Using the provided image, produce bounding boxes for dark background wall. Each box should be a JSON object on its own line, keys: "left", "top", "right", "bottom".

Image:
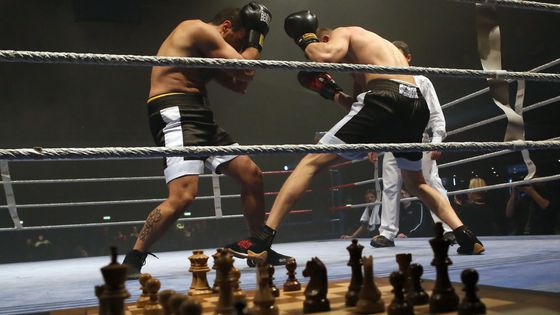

{"left": 0, "top": 0, "right": 559, "bottom": 260}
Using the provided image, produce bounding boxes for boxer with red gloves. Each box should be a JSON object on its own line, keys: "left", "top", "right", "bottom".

{"left": 297, "top": 71, "right": 343, "bottom": 100}
{"left": 284, "top": 10, "right": 319, "bottom": 50}
{"left": 228, "top": 10, "right": 485, "bottom": 259}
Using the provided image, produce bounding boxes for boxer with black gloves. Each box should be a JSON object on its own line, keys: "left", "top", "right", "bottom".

{"left": 284, "top": 10, "right": 319, "bottom": 50}
{"left": 240, "top": 1, "right": 272, "bottom": 51}
{"left": 228, "top": 11, "right": 485, "bottom": 258}
{"left": 123, "top": 2, "right": 292, "bottom": 278}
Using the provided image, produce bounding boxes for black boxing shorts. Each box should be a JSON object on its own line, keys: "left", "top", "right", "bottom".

{"left": 147, "top": 92, "right": 237, "bottom": 182}
{"left": 318, "top": 79, "right": 430, "bottom": 170}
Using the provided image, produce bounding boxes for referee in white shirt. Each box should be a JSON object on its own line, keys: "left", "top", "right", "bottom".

{"left": 370, "top": 40, "right": 456, "bottom": 248}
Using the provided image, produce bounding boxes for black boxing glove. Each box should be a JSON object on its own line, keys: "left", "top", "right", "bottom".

{"left": 298, "top": 71, "right": 343, "bottom": 100}
{"left": 240, "top": 2, "right": 272, "bottom": 51}
{"left": 284, "top": 10, "right": 319, "bottom": 50}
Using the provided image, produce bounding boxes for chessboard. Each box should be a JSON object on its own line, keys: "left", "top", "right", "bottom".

{"left": 51, "top": 277, "right": 560, "bottom": 315}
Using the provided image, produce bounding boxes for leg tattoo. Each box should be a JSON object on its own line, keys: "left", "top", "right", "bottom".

{"left": 139, "top": 208, "right": 162, "bottom": 241}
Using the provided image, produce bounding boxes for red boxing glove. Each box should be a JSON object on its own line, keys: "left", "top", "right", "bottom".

{"left": 297, "top": 71, "right": 343, "bottom": 100}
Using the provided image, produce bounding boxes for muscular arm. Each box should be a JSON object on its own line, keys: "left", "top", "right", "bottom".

{"left": 332, "top": 75, "right": 361, "bottom": 111}
{"left": 304, "top": 28, "right": 350, "bottom": 63}
{"left": 194, "top": 21, "right": 259, "bottom": 81}
{"left": 333, "top": 92, "right": 354, "bottom": 111}
{"left": 213, "top": 70, "right": 250, "bottom": 94}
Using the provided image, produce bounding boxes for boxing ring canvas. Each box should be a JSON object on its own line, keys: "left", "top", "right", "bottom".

{"left": 1, "top": 236, "right": 559, "bottom": 314}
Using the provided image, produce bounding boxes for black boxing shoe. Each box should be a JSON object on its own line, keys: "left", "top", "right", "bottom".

{"left": 370, "top": 235, "right": 395, "bottom": 248}
{"left": 225, "top": 236, "right": 270, "bottom": 256}
{"left": 122, "top": 250, "right": 158, "bottom": 280}
{"left": 246, "top": 248, "right": 293, "bottom": 267}
{"left": 453, "top": 226, "right": 485, "bottom": 255}
{"left": 443, "top": 231, "right": 457, "bottom": 246}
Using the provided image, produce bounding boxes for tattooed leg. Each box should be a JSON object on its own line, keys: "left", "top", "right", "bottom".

{"left": 133, "top": 204, "right": 180, "bottom": 252}
{"left": 133, "top": 175, "right": 198, "bottom": 252}
{"left": 138, "top": 208, "right": 163, "bottom": 242}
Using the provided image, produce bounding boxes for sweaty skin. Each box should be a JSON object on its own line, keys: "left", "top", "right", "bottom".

{"left": 135, "top": 19, "right": 264, "bottom": 253}
{"left": 266, "top": 26, "right": 465, "bottom": 235}
{"left": 307, "top": 27, "right": 415, "bottom": 89}
{"left": 149, "top": 19, "right": 258, "bottom": 98}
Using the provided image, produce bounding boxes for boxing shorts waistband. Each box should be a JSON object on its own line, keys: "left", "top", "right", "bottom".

{"left": 147, "top": 92, "right": 208, "bottom": 111}
{"left": 365, "top": 79, "right": 420, "bottom": 99}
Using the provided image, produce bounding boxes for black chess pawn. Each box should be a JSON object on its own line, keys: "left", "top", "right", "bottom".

{"left": 283, "top": 258, "right": 302, "bottom": 291}
{"left": 429, "top": 223, "right": 459, "bottom": 313}
{"left": 406, "top": 263, "right": 429, "bottom": 305}
{"left": 268, "top": 265, "right": 280, "bottom": 297}
{"left": 234, "top": 299, "right": 248, "bottom": 315}
{"left": 396, "top": 253, "right": 412, "bottom": 293}
{"left": 179, "top": 297, "right": 203, "bottom": 315}
{"left": 458, "top": 269, "right": 486, "bottom": 315}
{"left": 168, "top": 293, "right": 188, "bottom": 315}
{"left": 158, "top": 289, "right": 176, "bottom": 315}
{"left": 346, "top": 239, "right": 364, "bottom": 307}
{"left": 388, "top": 271, "right": 414, "bottom": 315}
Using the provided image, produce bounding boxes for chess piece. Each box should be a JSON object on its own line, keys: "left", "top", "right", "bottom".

{"left": 231, "top": 266, "right": 246, "bottom": 302}
{"left": 215, "top": 249, "right": 235, "bottom": 315}
{"left": 355, "top": 256, "right": 384, "bottom": 314}
{"left": 212, "top": 250, "right": 222, "bottom": 293}
{"left": 179, "top": 297, "right": 203, "bottom": 315}
{"left": 95, "top": 285, "right": 108, "bottom": 315}
{"left": 458, "top": 269, "right": 486, "bottom": 315}
{"left": 268, "top": 265, "right": 280, "bottom": 297}
{"left": 234, "top": 299, "right": 248, "bottom": 315}
{"left": 188, "top": 250, "right": 214, "bottom": 296}
{"left": 168, "top": 293, "right": 188, "bottom": 315}
{"left": 303, "top": 257, "right": 330, "bottom": 314}
{"left": 396, "top": 253, "right": 412, "bottom": 293}
{"left": 158, "top": 289, "right": 176, "bottom": 315}
{"left": 387, "top": 271, "right": 414, "bottom": 315}
{"left": 345, "top": 239, "right": 364, "bottom": 307}
{"left": 406, "top": 263, "right": 429, "bottom": 305}
{"left": 429, "top": 222, "right": 459, "bottom": 313}
{"left": 283, "top": 258, "right": 301, "bottom": 291}
{"left": 99, "top": 246, "right": 131, "bottom": 315}
{"left": 137, "top": 273, "right": 153, "bottom": 308}
{"left": 250, "top": 263, "right": 279, "bottom": 315}
{"left": 144, "top": 278, "right": 164, "bottom": 315}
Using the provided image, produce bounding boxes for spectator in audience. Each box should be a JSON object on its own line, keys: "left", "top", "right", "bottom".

{"left": 453, "top": 178, "right": 497, "bottom": 235}
{"left": 34, "top": 234, "right": 53, "bottom": 259}
{"left": 340, "top": 189, "right": 381, "bottom": 239}
{"left": 506, "top": 178, "right": 558, "bottom": 235}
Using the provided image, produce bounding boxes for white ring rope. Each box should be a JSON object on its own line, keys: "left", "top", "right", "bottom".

{"left": 449, "top": 0, "right": 560, "bottom": 12}
{"left": 441, "top": 58, "right": 560, "bottom": 110}
{"left": 339, "top": 173, "right": 560, "bottom": 209}
{"left": 0, "top": 214, "right": 246, "bottom": 232}
{"left": 1, "top": 50, "right": 559, "bottom": 82}
{"left": 438, "top": 136, "right": 560, "bottom": 168}
{"left": 447, "top": 95, "right": 560, "bottom": 136}
{"left": 0, "top": 193, "right": 242, "bottom": 210}
{"left": 4, "top": 174, "right": 558, "bottom": 232}
{"left": 1, "top": 141, "right": 559, "bottom": 161}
